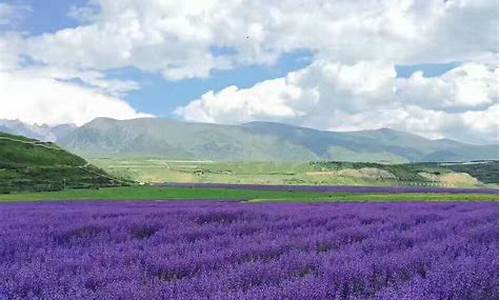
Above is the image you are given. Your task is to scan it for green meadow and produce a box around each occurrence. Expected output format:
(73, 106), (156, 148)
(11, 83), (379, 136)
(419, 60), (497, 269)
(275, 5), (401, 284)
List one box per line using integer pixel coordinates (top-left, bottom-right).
(0, 186), (496, 203)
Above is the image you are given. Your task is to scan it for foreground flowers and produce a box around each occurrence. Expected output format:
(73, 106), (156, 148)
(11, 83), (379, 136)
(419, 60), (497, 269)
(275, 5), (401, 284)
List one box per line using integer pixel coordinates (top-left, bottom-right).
(0, 201), (498, 299)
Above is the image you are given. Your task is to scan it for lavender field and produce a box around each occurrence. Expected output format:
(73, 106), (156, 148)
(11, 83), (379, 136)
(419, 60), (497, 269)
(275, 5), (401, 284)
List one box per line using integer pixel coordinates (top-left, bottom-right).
(161, 182), (499, 194)
(0, 201), (498, 300)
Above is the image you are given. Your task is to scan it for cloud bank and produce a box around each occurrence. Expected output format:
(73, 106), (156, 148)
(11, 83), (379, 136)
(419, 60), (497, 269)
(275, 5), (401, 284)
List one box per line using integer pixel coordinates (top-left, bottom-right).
(0, 71), (151, 126)
(0, 0), (498, 143)
(176, 61), (498, 144)
(25, 0), (498, 77)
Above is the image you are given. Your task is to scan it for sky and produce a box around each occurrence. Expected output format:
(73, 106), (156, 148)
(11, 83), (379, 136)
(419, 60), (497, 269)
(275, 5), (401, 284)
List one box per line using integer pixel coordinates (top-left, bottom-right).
(0, 0), (498, 144)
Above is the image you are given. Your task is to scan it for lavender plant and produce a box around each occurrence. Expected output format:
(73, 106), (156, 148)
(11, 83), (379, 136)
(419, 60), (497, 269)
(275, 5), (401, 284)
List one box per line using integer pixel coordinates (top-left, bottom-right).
(0, 201), (497, 299)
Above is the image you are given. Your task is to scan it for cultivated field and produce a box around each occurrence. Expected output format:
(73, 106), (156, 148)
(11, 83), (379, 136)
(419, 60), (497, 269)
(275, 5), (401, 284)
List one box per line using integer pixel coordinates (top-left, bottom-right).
(0, 201), (497, 299)
(89, 158), (499, 188)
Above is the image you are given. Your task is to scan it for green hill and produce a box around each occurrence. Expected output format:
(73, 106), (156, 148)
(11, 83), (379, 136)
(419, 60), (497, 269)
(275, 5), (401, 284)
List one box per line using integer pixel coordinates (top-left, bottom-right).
(0, 132), (125, 193)
(58, 118), (498, 163)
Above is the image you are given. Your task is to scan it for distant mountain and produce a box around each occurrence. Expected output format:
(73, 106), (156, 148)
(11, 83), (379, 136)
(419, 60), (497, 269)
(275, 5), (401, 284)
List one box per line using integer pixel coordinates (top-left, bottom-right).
(57, 118), (499, 162)
(0, 131), (123, 193)
(0, 119), (76, 142)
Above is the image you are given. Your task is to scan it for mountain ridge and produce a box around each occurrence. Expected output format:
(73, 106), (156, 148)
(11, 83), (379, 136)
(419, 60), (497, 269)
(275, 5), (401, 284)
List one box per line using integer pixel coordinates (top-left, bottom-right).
(0, 119), (76, 142)
(54, 117), (498, 163)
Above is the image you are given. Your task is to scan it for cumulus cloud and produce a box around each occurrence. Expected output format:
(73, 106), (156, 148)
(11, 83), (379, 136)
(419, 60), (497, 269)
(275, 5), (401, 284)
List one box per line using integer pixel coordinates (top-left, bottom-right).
(175, 78), (318, 124)
(396, 63), (498, 112)
(0, 29), (146, 126)
(177, 60), (397, 123)
(176, 61), (498, 144)
(0, 71), (151, 126)
(392, 104), (499, 144)
(22, 0), (498, 79)
(0, 0), (497, 143)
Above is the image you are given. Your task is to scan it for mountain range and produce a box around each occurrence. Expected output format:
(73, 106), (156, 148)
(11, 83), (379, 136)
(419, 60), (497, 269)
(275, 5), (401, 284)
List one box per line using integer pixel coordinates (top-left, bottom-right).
(1, 118), (497, 162)
(40, 117), (499, 163)
(0, 119), (75, 142)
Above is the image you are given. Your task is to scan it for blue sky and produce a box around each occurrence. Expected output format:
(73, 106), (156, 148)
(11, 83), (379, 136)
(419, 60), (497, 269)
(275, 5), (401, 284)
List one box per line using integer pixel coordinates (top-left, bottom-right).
(0, 0), (497, 143)
(104, 59), (461, 118)
(3, 0), (86, 33)
(3, 0), (459, 117)
(107, 51), (315, 117)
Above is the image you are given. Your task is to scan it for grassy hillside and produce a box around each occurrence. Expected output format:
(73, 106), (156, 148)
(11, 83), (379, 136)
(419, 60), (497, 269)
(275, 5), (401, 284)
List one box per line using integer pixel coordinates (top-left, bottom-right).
(90, 158), (498, 188)
(58, 118), (498, 163)
(436, 161), (499, 184)
(0, 132), (125, 193)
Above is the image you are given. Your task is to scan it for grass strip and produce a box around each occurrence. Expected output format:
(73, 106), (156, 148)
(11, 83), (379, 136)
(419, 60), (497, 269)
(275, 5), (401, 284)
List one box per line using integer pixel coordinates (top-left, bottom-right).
(0, 186), (497, 203)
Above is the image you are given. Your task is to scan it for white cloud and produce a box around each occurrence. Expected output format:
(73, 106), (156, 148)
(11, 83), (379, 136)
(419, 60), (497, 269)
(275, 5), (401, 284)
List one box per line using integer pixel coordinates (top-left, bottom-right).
(0, 3), (31, 27)
(177, 60), (398, 123)
(0, 32), (24, 71)
(0, 71), (151, 126)
(0, 0), (497, 143)
(25, 1), (222, 80)
(392, 104), (499, 144)
(175, 77), (318, 124)
(22, 0), (498, 80)
(176, 61), (499, 144)
(0, 32), (146, 126)
(396, 63), (498, 112)
(0, 27), (146, 126)
(14, 66), (141, 97)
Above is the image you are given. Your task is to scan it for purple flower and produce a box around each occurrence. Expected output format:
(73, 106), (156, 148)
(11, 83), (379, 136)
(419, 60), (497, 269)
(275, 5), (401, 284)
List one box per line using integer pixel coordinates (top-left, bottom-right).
(0, 201), (497, 299)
